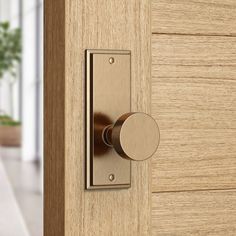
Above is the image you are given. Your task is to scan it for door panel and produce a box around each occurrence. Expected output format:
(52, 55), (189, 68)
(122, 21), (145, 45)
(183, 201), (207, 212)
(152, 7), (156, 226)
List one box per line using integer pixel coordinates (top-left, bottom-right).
(151, 35), (236, 192)
(151, 0), (236, 235)
(44, 1), (152, 235)
(152, 190), (236, 235)
(152, 0), (236, 35)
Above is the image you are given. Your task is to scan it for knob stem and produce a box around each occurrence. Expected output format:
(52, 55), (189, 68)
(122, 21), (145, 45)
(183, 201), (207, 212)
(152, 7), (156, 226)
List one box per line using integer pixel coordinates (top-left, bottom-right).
(102, 125), (113, 147)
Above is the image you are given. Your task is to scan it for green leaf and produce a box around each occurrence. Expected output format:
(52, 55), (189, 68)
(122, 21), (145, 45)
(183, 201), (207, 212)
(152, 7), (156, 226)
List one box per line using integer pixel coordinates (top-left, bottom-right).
(0, 21), (22, 79)
(0, 115), (21, 126)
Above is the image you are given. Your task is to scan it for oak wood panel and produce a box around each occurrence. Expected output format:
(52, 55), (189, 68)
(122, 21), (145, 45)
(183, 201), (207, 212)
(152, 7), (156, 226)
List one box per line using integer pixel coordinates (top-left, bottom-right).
(152, 190), (236, 235)
(44, 0), (151, 235)
(152, 0), (236, 35)
(151, 35), (236, 192)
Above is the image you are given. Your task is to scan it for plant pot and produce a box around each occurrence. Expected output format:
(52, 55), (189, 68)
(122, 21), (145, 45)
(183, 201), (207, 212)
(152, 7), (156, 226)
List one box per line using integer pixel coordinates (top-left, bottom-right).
(0, 126), (21, 147)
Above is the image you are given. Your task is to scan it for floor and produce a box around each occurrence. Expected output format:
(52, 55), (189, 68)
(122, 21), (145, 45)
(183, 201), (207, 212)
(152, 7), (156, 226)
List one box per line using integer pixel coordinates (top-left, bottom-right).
(0, 156), (29, 236)
(0, 147), (43, 236)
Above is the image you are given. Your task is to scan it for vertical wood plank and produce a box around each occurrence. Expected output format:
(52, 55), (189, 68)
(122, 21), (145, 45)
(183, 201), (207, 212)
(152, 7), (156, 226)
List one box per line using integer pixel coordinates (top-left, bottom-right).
(44, 0), (65, 235)
(44, 0), (152, 235)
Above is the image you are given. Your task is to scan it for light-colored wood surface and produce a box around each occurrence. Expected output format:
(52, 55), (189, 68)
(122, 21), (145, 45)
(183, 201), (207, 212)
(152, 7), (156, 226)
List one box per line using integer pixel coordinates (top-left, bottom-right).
(152, 0), (236, 35)
(44, 0), (151, 235)
(151, 0), (236, 233)
(152, 190), (236, 235)
(151, 35), (236, 192)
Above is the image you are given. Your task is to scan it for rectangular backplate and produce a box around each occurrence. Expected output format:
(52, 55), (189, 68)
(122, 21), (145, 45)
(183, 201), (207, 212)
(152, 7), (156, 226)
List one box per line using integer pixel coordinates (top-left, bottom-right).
(85, 50), (131, 190)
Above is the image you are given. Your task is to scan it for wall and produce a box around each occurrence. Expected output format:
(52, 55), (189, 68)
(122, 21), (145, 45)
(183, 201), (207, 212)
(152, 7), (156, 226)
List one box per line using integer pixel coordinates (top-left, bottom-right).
(22, 0), (43, 161)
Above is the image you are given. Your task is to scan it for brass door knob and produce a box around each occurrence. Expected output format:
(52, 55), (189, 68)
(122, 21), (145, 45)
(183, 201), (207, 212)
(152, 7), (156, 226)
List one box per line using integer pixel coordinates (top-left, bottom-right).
(102, 112), (160, 161)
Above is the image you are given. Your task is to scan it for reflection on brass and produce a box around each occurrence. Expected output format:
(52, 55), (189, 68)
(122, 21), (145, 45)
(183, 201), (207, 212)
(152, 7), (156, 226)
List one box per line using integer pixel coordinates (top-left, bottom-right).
(85, 49), (131, 190)
(103, 112), (160, 161)
(94, 113), (112, 156)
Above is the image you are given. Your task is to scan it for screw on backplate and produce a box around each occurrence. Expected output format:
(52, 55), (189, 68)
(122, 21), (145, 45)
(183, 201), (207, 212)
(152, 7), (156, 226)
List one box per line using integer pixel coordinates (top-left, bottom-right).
(109, 57), (115, 64)
(109, 174), (115, 182)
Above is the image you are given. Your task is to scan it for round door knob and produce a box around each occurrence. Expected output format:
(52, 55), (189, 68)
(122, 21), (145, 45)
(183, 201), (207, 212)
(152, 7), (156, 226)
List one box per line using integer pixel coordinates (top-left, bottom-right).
(102, 112), (160, 161)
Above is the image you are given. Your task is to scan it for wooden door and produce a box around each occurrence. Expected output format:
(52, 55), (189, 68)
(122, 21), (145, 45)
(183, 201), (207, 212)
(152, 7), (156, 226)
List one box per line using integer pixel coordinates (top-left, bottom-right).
(44, 0), (236, 235)
(152, 1), (236, 234)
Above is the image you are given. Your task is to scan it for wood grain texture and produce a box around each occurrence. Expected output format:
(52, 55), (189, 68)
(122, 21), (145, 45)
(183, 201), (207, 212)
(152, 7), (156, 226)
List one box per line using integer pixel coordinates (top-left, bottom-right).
(44, 0), (151, 235)
(151, 35), (236, 192)
(44, 0), (65, 235)
(152, 0), (236, 35)
(152, 190), (236, 235)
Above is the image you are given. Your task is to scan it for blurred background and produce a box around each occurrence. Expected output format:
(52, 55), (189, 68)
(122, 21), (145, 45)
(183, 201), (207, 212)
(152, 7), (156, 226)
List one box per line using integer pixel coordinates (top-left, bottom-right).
(0, 0), (43, 235)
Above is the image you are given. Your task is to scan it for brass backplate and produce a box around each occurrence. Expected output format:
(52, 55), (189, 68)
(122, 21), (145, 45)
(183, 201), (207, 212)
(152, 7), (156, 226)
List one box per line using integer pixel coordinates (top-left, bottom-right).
(85, 50), (131, 189)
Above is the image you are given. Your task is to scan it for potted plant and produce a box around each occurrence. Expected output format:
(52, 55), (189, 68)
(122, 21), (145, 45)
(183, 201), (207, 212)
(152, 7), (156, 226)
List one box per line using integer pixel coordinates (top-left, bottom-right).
(0, 113), (21, 146)
(0, 22), (22, 147)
